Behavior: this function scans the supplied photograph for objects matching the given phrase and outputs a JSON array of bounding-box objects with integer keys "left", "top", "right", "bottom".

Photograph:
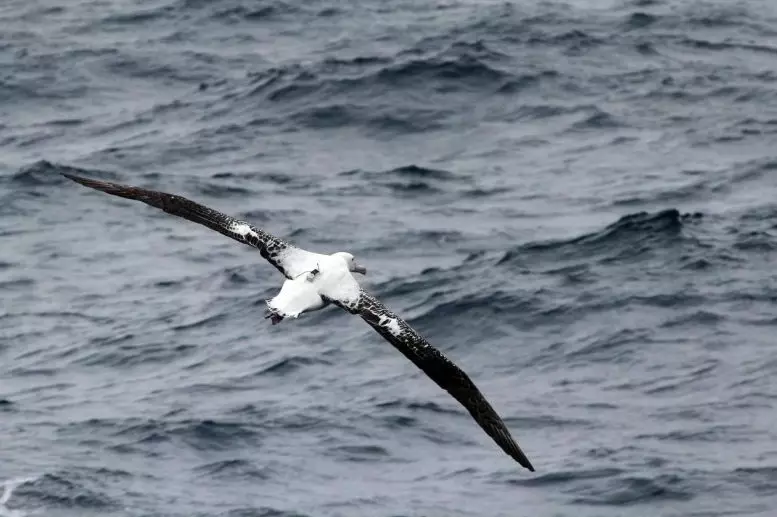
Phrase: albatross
[{"left": 62, "top": 172, "right": 536, "bottom": 472}]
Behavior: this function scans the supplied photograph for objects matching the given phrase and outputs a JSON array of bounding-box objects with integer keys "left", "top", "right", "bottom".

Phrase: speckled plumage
[
  {"left": 63, "top": 173, "right": 535, "bottom": 471},
  {"left": 346, "top": 291, "right": 534, "bottom": 471},
  {"left": 61, "top": 172, "right": 323, "bottom": 280}
]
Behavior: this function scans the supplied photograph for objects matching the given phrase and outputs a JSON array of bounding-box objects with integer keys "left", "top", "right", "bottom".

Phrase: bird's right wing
[
  {"left": 347, "top": 290, "right": 535, "bottom": 471},
  {"left": 62, "top": 173, "right": 323, "bottom": 279}
]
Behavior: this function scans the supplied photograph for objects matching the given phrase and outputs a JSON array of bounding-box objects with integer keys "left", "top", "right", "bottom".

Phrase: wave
[
  {"left": 193, "top": 459, "right": 272, "bottom": 480},
  {"left": 338, "top": 164, "right": 460, "bottom": 196},
  {"left": 254, "top": 354, "right": 331, "bottom": 377},
  {"left": 498, "top": 467, "right": 624, "bottom": 487},
  {"left": 209, "top": 2, "right": 299, "bottom": 22},
  {"left": 5, "top": 161, "right": 112, "bottom": 187},
  {"left": 570, "top": 473, "right": 695, "bottom": 505},
  {"left": 373, "top": 54, "right": 507, "bottom": 85},
  {"left": 251, "top": 39, "right": 511, "bottom": 95},
  {"left": 324, "top": 444, "right": 391, "bottom": 463},
  {"left": 221, "top": 508, "right": 312, "bottom": 517},
  {"left": 498, "top": 209, "right": 698, "bottom": 269},
  {"left": 136, "top": 0, "right": 777, "bottom": 145},
  {"left": 341, "top": 164, "right": 454, "bottom": 181},
  {"left": 1, "top": 476, "right": 38, "bottom": 517},
  {"left": 12, "top": 471, "right": 120, "bottom": 511},
  {"left": 195, "top": 36, "right": 528, "bottom": 134},
  {"left": 130, "top": 418, "right": 262, "bottom": 451},
  {"left": 373, "top": 398, "right": 462, "bottom": 416},
  {"left": 0, "top": 161, "right": 108, "bottom": 217}
]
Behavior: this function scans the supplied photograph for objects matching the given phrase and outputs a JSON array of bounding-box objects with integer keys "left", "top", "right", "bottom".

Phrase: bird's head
[{"left": 332, "top": 251, "right": 367, "bottom": 275}]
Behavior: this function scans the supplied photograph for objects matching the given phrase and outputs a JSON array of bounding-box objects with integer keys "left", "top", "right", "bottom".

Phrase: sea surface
[{"left": 2, "top": 0, "right": 777, "bottom": 515}]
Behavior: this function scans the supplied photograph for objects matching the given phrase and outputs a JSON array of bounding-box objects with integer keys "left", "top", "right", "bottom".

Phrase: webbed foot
[{"left": 264, "top": 307, "right": 285, "bottom": 325}]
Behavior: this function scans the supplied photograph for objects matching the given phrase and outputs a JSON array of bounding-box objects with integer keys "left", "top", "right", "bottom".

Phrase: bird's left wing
[
  {"left": 342, "top": 290, "right": 535, "bottom": 471},
  {"left": 62, "top": 173, "right": 321, "bottom": 279}
]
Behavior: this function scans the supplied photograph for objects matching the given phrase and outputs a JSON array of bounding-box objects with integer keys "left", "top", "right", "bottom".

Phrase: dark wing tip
[
  {"left": 61, "top": 171, "right": 86, "bottom": 184},
  {"left": 61, "top": 172, "right": 161, "bottom": 207},
  {"left": 495, "top": 424, "right": 535, "bottom": 471},
  {"left": 62, "top": 172, "right": 120, "bottom": 192},
  {"left": 503, "top": 435, "right": 535, "bottom": 471},
  {"left": 61, "top": 171, "right": 93, "bottom": 184},
  {"left": 509, "top": 436, "right": 535, "bottom": 471}
]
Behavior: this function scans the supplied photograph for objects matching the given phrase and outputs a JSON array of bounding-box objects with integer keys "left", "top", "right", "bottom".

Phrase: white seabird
[{"left": 62, "top": 172, "right": 536, "bottom": 472}]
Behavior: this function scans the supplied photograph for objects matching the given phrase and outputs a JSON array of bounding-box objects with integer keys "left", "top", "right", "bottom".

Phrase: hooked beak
[{"left": 353, "top": 263, "right": 367, "bottom": 275}]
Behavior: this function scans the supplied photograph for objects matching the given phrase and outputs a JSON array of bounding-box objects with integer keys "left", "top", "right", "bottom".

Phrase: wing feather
[
  {"left": 351, "top": 291, "right": 535, "bottom": 471},
  {"left": 62, "top": 173, "right": 321, "bottom": 279}
]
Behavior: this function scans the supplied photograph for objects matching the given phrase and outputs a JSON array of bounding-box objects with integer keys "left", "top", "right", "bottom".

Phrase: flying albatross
[{"left": 62, "top": 172, "right": 535, "bottom": 472}]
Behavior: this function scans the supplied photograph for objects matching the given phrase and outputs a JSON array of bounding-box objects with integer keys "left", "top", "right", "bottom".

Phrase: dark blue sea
[{"left": 3, "top": 0, "right": 777, "bottom": 515}]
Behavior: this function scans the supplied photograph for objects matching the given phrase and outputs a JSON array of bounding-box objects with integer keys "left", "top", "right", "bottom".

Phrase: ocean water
[{"left": 2, "top": 0, "right": 777, "bottom": 515}]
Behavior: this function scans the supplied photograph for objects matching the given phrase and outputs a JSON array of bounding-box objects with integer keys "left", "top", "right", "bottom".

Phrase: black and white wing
[
  {"left": 348, "top": 290, "right": 535, "bottom": 471},
  {"left": 62, "top": 173, "right": 322, "bottom": 279}
]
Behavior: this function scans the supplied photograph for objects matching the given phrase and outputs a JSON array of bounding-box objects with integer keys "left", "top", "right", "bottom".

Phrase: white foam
[{"left": 0, "top": 476, "right": 38, "bottom": 517}]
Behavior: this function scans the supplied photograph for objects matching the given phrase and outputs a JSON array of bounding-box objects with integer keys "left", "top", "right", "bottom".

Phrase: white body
[
  {"left": 266, "top": 252, "right": 363, "bottom": 319},
  {"left": 266, "top": 271, "right": 325, "bottom": 319}
]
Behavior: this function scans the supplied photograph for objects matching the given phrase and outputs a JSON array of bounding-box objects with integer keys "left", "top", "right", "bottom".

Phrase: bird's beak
[{"left": 353, "top": 264, "right": 367, "bottom": 275}]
